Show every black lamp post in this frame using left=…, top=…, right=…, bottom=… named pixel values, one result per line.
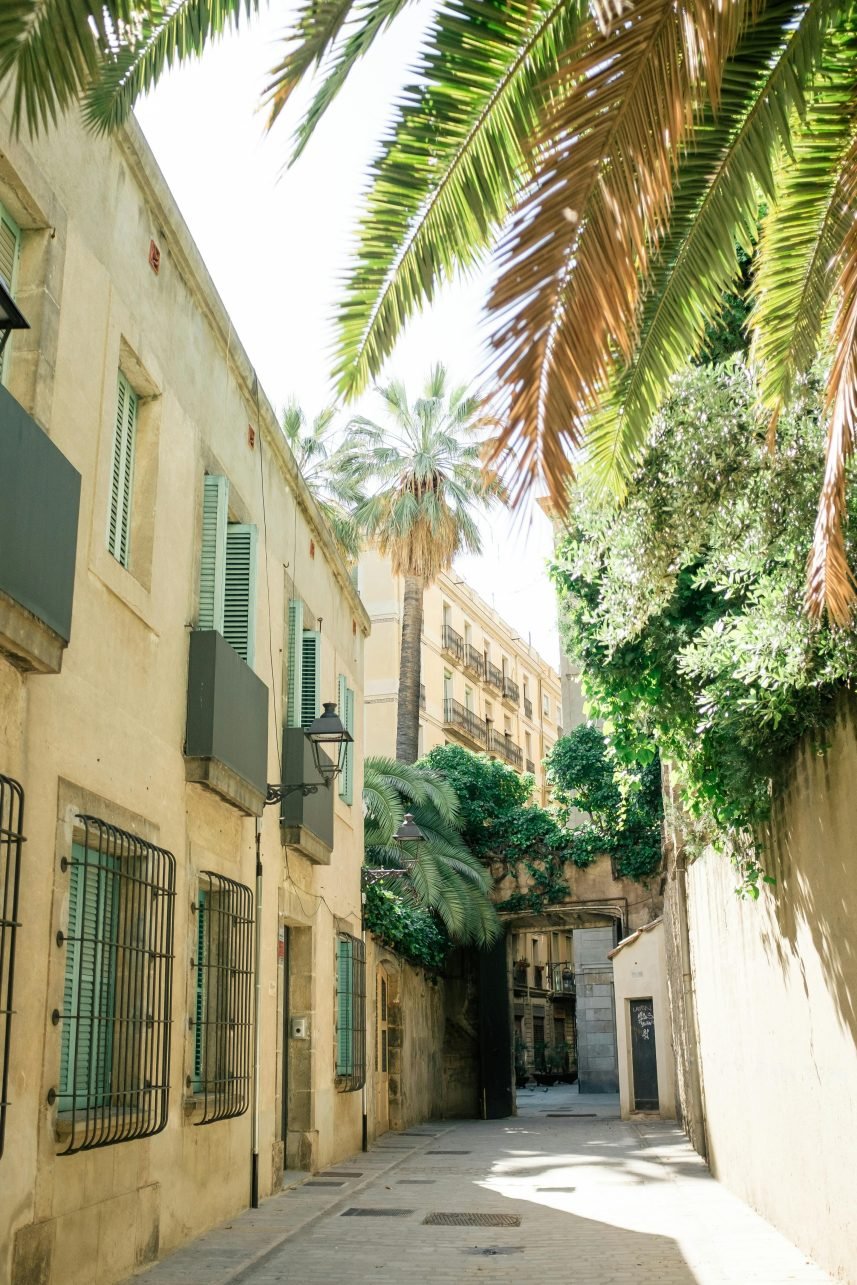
left=0, top=278, right=29, bottom=359
left=265, top=701, right=353, bottom=806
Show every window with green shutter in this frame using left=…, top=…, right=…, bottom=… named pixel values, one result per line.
left=191, top=872, right=254, bottom=1124
left=0, top=201, right=21, bottom=386
left=301, top=629, right=320, bottom=728
left=223, top=524, right=257, bottom=665
left=335, top=933, right=365, bottom=1091
left=55, top=815, right=175, bottom=1155
left=286, top=601, right=322, bottom=730
left=197, top=475, right=258, bottom=666
left=107, top=372, right=137, bottom=567
left=338, top=674, right=355, bottom=805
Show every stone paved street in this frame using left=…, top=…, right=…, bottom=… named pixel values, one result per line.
left=126, top=1088, right=830, bottom=1285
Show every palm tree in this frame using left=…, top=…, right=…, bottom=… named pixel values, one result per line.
left=281, top=400, right=363, bottom=562
left=344, top=365, right=503, bottom=763
left=363, top=755, right=499, bottom=948
left=267, top=1, right=857, bottom=624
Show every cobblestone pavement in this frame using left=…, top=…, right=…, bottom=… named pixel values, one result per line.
left=126, top=1087, right=830, bottom=1285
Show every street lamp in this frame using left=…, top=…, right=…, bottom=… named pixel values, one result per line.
left=361, top=813, right=426, bottom=888
left=265, top=701, right=353, bottom=806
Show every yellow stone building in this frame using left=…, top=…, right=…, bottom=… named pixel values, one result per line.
left=359, top=550, right=563, bottom=801
left=0, top=105, right=371, bottom=1285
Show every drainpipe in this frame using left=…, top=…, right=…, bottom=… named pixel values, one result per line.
left=361, top=886, right=368, bottom=1152
left=251, top=816, right=263, bottom=1208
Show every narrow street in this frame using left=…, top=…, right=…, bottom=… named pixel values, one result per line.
left=125, top=1088, right=829, bottom=1285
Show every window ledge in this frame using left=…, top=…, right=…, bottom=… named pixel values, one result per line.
left=185, top=756, right=266, bottom=818
left=0, top=588, right=66, bottom=673
left=280, top=822, right=332, bottom=866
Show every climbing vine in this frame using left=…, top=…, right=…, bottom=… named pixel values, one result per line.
left=550, top=358, right=857, bottom=893
left=362, top=883, right=449, bottom=971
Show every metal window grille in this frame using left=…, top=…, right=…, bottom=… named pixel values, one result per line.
left=53, top=814, right=175, bottom=1155
left=335, top=934, right=365, bottom=1092
left=190, top=871, right=254, bottom=1124
left=0, top=773, right=24, bottom=1158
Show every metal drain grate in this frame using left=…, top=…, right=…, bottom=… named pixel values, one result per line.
left=426, top=1150, right=471, bottom=1155
left=320, top=1170, right=363, bottom=1178
left=304, top=1180, right=346, bottom=1188
left=423, top=1212, right=521, bottom=1227
left=536, top=1186, right=576, bottom=1193
left=397, top=1179, right=436, bottom=1184
left=400, top=1131, right=439, bottom=1136
left=341, top=1208, right=414, bottom=1217
left=546, top=1113, right=596, bottom=1118
left=462, top=1246, right=525, bottom=1256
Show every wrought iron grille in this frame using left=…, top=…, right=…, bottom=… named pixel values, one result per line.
left=0, top=773, right=24, bottom=1158
left=335, top=933, right=366, bottom=1092
left=53, top=814, right=175, bottom=1155
left=190, top=870, right=254, bottom=1124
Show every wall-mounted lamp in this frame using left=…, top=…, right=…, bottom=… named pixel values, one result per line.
left=0, top=279, right=29, bottom=359
left=265, top=701, right=353, bottom=806
left=361, top=814, right=426, bottom=888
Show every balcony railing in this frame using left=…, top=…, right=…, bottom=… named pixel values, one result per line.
left=550, top=963, right=576, bottom=995
left=526, top=758, right=535, bottom=774
left=487, top=729, right=523, bottom=769
left=513, top=962, right=528, bottom=987
left=485, top=661, right=504, bottom=691
left=464, top=644, right=484, bottom=679
left=502, top=676, right=520, bottom=705
left=443, top=698, right=487, bottom=748
left=524, top=697, right=533, bottom=719
left=441, top=624, right=464, bottom=661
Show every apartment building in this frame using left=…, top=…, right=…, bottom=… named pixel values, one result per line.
left=0, top=105, right=370, bottom=1285
left=511, top=928, right=577, bottom=1079
left=360, top=551, right=563, bottom=801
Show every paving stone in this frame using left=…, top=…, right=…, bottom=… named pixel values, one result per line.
left=124, top=1087, right=832, bottom=1285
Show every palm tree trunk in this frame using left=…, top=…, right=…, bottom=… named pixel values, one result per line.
left=396, top=575, right=424, bottom=763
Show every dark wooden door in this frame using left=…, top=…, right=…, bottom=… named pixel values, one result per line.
left=629, top=998, right=659, bottom=1110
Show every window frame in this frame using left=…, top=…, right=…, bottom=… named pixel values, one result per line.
left=55, top=814, right=175, bottom=1155
left=335, top=933, right=366, bottom=1092
left=0, top=773, right=24, bottom=1159
left=0, top=200, right=22, bottom=386
left=337, top=674, right=355, bottom=805
left=107, top=371, right=138, bottom=569
left=190, top=870, right=254, bottom=1125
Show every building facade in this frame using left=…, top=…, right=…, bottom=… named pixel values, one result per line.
left=0, top=104, right=370, bottom=1285
left=359, top=550, right=563, bottom=801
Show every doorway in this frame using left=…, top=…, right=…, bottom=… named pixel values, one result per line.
left=375, top=966, right=390, bottom=1133
left=629, top=997, right=659, bottom=1110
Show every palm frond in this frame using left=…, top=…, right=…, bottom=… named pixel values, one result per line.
left=585, top=0, right=824, bottom=490
left=488, top=0, right=750, bottom=507
left=262, top=0, right=358, bottom=125
left=276, top=0, right=414, bottom=151
left=82, top=0, right=257, bottom=135
left=0, top=0, right=133, bottom=135
left=332, top=0, right=583, bottom=398
left=752, top=10, right=857, bottom=429
left=807, top=135, right=857, bottom=623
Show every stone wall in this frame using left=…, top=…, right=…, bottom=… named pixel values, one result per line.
left=666, top=698, right=857, bottom=1282
left=574, top=927, right=619, bottom=1092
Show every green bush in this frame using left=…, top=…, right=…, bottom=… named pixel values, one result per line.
left=362, top=883, right=449, bottom=971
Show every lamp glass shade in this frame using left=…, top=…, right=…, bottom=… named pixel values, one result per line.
left=394, top=813, right=425, bottom=843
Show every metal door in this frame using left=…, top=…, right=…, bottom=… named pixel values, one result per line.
left=375, top=968, right=389, bottom=1133
left=629, top=998, right=659, bottom=1110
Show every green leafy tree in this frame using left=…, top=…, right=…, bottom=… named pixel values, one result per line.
left=363, top=755, right=499, bottom=948
left=280, top=401, right=363, bottom=562
left=346, top=366, right=503, bottom=763
left=550, top=358, right=857, bottom=890
left=545, top=725, right=663, bottom=885
left=422, top=744, right=583, bottom=913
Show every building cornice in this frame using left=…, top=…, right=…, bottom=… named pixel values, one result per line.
left=117, top=118, right=371, bottom=637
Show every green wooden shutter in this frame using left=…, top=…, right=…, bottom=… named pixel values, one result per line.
left=301, top=630, right=320, bottom=729
left=223, top=524, right=257, bottom=665
left=0, top=203, right=21, bottom=385
left=338, top=675, right=354, bottom=805
left=199, top=476, right=228, bottom=631
left=286, top=599, right=304, bottom=728
left=107, top=372, right=137, bottom=567
left=59, top=844, right=118, bottom=1111
left=336, top=937, right=353, bottom=1076
left=193, top=891, right=207, bottom=1093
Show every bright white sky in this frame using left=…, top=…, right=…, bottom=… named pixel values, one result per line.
left=135, top=4, right=561, bottom=667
